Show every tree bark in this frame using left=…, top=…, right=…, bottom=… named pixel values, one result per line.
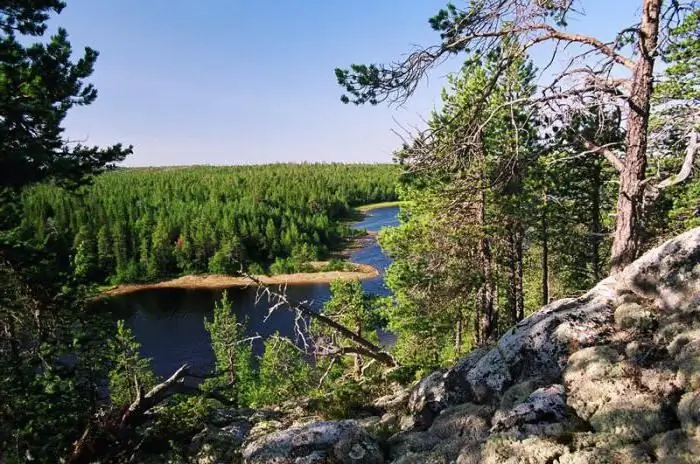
left=455, top=306, right=463, bottom=356
left=610, top=0, right=662, bottom=273
left=475, top=131, right=495, bottom=344
left=514, top=221, right=524, bottom=321
left=590, top=160, right=603, bottom=282
left=541, top=188, right=550, bottom=306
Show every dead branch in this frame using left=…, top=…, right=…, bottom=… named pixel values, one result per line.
left=242, top=272, right=397, bottom=367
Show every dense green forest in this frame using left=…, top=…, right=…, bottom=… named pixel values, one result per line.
left=1, top=0, right=698, bottom=463
left=20, top=164, right=398, bottom=284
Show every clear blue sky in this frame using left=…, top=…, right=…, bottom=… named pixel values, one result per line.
left=54, top=1, right=640, bottom=167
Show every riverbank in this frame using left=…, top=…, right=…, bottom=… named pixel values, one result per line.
left=98, top=262, right=379, bottom=298
left=354, top=201, right=407, bottom=212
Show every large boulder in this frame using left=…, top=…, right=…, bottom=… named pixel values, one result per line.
left=405, top=348, right=488, bottom=429
left=490, top=384, right=587, bottom=438
left=241, top=420, right=383, bottom=464
left=618, top=227, right=700, bottom=312
left=382, top=227, right=700, bottom=463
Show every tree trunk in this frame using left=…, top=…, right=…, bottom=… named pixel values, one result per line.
left=477, top=188, right=495, bottom=344
left=541, top=188, right=550, bottom=306
left=353, top=324, right=363, bottom=379
left=610, top=0, right=661, bottom=273
left=455, top=307, right=463, bottom=356
left=514, top=221, right=524, bottom=321
left=590, top=161, right=603, bottom=282
left=473, top=291, right=481, bottom=347
left=476, top=131, right=495, bottom=344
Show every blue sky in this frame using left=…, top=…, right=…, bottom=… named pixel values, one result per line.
left=53, top=1, right=640, bottom=166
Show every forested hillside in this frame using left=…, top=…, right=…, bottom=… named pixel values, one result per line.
left=20, top=164, right=398, bottom=284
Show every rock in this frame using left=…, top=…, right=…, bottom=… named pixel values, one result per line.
left=648, top=429, right=700, bottom=463
left=479, top=435, right=569, bottom=464
left=564, top=345, right=675, bottom=440
left=615, top=302, right=656, bottom=331
left=429, top=403, right=492, bottom=441
left=405, top=370, right=445, bottom=430
left=464, top=285, right=616, bottom=403
left=491, top=384, right=586, bottom=438
left=405, top=348, right=488, bottom=429
left=380, top=412, right=398, bottom=428
left=241, top=420, right=383, bottom=464
left=495, top=378, right=546, bottom=413
left=669, top=330, right=700, bottom=389
left=373, top=385, right=410, bottom=412
left=387, top=403, right=492, bottom=463
left=677, top=390, right=700, bottom=435
left=618, top=227, right=700, bottom=312
left=190, top=421, right=251, bottom=464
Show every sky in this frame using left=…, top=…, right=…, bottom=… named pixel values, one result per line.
left=52, top=1, right=642, bottom=167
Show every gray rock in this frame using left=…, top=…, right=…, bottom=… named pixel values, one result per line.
left=241, top=420, right=383, bottom=464
left=465, top=286, right=617, bottom=402
left=191, top=420, right=251, bottom=464
left=615, top=302, right=656, bottom=331
left=405, top=348, right=488, bottom=430
left=564, top=346, right=674, bottom=440
left=648, top=429, right=700, bottom=463
left=387, top=403, right=492, bottom=463
left=491, top=384, right=586, bottom=438
left=373, top=386, right=411, bottom=412
left=669, top=330, right=700, bottom=390
left=618, top=227, right=700, bottom=312
left=677, top=390, right=700, bottom=435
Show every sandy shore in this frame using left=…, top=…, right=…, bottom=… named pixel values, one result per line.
left=98, top=262, right=379, bottom=298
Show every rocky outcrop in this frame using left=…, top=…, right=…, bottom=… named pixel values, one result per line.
left=242, top=420, right=383, bottom=464
left=188, top=227, right=700, bottom=463
left=384, top=227, right=700, bottom=463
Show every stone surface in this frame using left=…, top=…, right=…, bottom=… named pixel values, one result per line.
left=615, top=302, right=657, bottom=331
left=241, top=420, right=383, bottom=464
left=491, top=384, right=586, bottom=438
left=564, top=346, right=675, bottom=440
left=618, top=227, right=700, bottom=312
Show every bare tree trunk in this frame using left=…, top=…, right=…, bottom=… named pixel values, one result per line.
left=541, top=188, right=550, bottom=306
left=514, top=221, right=524, bottom=321
left=476, top=131, right=495, bottom=344
left=590, top=161, right=603, bottom=282
left=473, top=291, right=481, bottom=347
left=353, top=324, right=363, bottom=379
left=611, top=0, right=661, bottom=273
left=506, top=220, right=525, bottom=322
left=477, top=189, right=495, bottom=344
left=455, top=306, right=463, bottom=356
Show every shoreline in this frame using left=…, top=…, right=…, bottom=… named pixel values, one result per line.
left=353, top=201, right=407, bottom=213
left=99, top=203, right=401, bottom=299
left=98, top=262, right=379, bottom=298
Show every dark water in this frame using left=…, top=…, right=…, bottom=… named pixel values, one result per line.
left=98, top=206, right=399, bottom=378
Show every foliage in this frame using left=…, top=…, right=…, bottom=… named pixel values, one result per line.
left=202, top=291, right=256, bottom=407
left=249, top=334, right=314, bottom=407
left=20, top=164, right=399, bottom=284
left=107, top=320, right=156, bottom=407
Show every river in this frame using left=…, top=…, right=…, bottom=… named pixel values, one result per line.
left=97, top=206, right=399, bottom=378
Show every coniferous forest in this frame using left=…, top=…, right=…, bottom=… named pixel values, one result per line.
left=1, top=1, right=699, bottom=463
left=20, top=164, right=399, bottom=284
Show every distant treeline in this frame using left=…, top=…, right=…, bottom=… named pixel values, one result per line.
left=20, top=164, right=399, bottom=284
